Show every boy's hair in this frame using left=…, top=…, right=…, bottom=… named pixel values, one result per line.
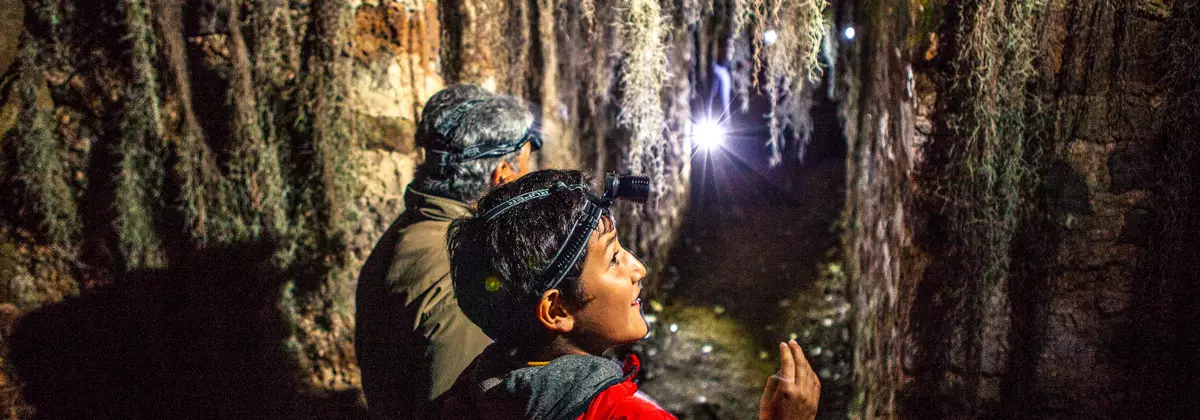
left=413, top=84, right=535, bottom=203
left=448, top=170, right=605, bottom=343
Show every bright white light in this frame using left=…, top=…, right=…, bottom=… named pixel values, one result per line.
left=763, top=29, right=779, bottom=45
left=693, top=119, right=725, bottom=150
left=844, top=26, right=856, bottom=40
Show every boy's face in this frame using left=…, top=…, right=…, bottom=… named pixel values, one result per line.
left=567, top=217, right=649, bottom=351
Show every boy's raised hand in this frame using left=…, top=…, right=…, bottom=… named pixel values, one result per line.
left=759, top=340, right=820, bottom=420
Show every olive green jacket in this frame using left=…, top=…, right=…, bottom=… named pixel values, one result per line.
left=355, top=188, right=493, bottom=419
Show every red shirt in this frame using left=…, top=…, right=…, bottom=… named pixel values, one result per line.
left=577, top=355, right=676, bottom=420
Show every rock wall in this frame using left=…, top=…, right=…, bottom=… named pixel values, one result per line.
left=0, top=0, right=444, bottom=417
left=846, top=0, right=1200, bottom=418
left=0, top=0, right=710, bottom=418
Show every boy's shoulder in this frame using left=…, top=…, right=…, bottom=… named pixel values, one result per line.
left=580, top=381, right=676, bottom=420
left=577, top=355, right=676, bottom=420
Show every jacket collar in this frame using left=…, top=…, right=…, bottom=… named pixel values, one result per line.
left=404, top=188, right=472, bottom=222
left=452, top=344, right=638, bottom=420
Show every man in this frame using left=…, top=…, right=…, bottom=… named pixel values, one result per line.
left=355, top=85, right=541, bottom=419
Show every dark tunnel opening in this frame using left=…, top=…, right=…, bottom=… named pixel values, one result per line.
left=628, top=53, right=851, bottom=419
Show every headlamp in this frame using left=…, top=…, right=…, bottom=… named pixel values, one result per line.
left=481, top=172, right=649, bottom=293
left=423, top=99, right=544, bottom=175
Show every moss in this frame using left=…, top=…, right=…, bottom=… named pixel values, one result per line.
left=934, top=0, right=1043, bottom=286
left=288, top=0, right=360, bottom=308
left=116, top=0, right=168, bottom=268
left=916, top=0, right=1046, bottom=412
left=616, top=0, right=667, bottom=207
left=250, top=0, right=296, bottom=239
left=11, top=33, right=78, bottom=246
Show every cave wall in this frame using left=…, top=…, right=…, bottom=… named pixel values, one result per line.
left=0, top=0, right=713, bottom=418
left=845, top=0, right=1200, bottom=418
left=0, top=1, right=444, bottom=416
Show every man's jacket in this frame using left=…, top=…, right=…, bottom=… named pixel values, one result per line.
left=439, top=344, right=676, bottom=420
left=355, top=188, right=493, bottom=419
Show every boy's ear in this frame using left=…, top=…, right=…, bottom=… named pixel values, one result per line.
left=535, top=289, right=575, bottom=334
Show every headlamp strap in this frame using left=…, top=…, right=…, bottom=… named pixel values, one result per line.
left=477, top=173, right=649, bottom=293
left=424, top=99, right=541, bottom=176
left=435, top=99, right=486, bottom=139
left=540, top=201, right=604, bottom=291
left=481, top=183, right=590, bottom=222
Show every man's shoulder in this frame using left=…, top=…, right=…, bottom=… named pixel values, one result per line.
left=396, top=217, right=454, bottom=249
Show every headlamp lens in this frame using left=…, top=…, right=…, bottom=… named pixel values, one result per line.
left=604, top=173, right=650, bottom=204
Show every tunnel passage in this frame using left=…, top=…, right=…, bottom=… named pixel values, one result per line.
left=628, top=72, right=851, bottom=420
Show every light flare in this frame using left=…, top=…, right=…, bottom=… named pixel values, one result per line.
left=692, top=119, right=726, bottom=151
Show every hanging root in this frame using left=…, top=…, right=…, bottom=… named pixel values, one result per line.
left=584, top=0, right=619, bottom=110
left=12, top=32, right=78, bottom=246
left=502, top=0, right=529, bottom=97
left=617, top=0, right=668, bottom=206
left=295, top=0, right=358, bottom=266
left=924, top=0, right=1045, bottom=404
left=762, top=0, right=826, bottom=166
left=150, top=0, right=221, bottom=243
left=116, top=0, right=168, bottom=268
left=937, top=0, right=1042, bottom=282
left=250, top=0, right=295, bottom=239
left=225, top=0, right=287, bottom=240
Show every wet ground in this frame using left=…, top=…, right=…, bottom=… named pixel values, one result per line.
left=629, top=94, right=852, bottom=419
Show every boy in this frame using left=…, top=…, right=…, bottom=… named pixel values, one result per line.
left=443, top=170, right=820, bottom=420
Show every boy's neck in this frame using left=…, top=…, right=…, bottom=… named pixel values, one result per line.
left=510, top=336, right=593, bottom=363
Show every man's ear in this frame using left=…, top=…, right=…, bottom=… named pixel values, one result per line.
left=535, top=289, right=575, bottom=334
left=490, top=161, right=520, bottom=187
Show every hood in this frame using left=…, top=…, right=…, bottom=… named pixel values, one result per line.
left=443, top=345, right=635, bottom=420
